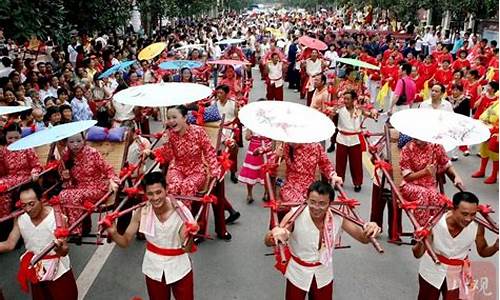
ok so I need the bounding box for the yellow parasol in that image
[138,42,167,61]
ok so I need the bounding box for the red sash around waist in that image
[146,242,185,256]
[338,130,367,151]
[291,254,322,267]
[437,254,468,266]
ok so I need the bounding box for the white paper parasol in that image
[8,120,97,151]
[113,82,213,107]
[0,106,31,115]
[239,101,336,143]
[390,109,490,148]
[215,38,245,45]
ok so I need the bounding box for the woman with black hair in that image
[58,133,119,235]
[150,105,220,200]
[0,121,42,240]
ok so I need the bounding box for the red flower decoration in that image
[48,196,61,206]
[373,160,392,185]
[124,187,142,198]
[478,204,493,214]
[337,196,360,208]
[0,184,8,193]
[44,160,60,171]
[438,194,453,208]
[30,124,36,133]
[414,227,430,240]
[259,162,278,177]
[263,199,279,212]
[202,195,217,204]
[119,164,137,178]
[153,148,166,165]
[217,152,233,178]
[99,212,119,228]
[83,201,95,213]
[153,131,164,140]
[54,227,70,239]
[15,200,23,209]
[17,251,38,292]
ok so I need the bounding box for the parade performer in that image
[310,74,330,114]
[0,122,42,241]
[0,183,77,300]
[266,53,285,101]
[150,105,220,201]
[237,128,272,204]
[399,140,463,226]
[105,172,197,300]
[276,142,342,211]
[472,100,499,184]
[473,81,498,119]
[333,90,377,192]
[264,181,381,300]
[301,49,325,105]
[218,65,242,100]
[413,191,498,300]
[59,133,119,235]
[215,84,239,183]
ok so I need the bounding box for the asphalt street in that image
[0,69,498,300]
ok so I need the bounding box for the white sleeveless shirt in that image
[140,206,192,283]
[217,99,237,141]
[285,206,342,292]
[419,212,478,290]
[18,208,71,281]
[268,61,284,87]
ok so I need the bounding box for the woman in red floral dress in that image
[399,140,463,226]
[59,133,119,235]
[277,142,342,209]
[0,122,42,240]
[153,105,220,199]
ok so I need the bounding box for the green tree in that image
[0,0,71,44]
[63,0,132,34]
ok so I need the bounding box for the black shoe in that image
[354,185,362,192]
[225,211,241,224]
[68,235,82,245]
[217,232,232,241]
[194,237,205,245]
[262,194,270,202]
[230,173,239,184]
[326,145,335,153]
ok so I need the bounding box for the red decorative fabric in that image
[0,147,42,217]
[59,145,117,234]
[280,143,334,205]
[155,126,220,198]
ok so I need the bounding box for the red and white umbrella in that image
[298,36,327,51]
[239,101,335,143]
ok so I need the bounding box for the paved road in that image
[1,69,498,300]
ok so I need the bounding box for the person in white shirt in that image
[419,84,453,111]
[0,183,77,300]
[265,181,381,300]
[413,191,498,300]
[333,90,378,192]
[266,52,285,100]
[106,172,197,300]
[324,44,338,70]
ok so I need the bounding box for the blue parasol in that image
[158,60,203,70]
[8,120,97,151]
[98,60,136,79]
